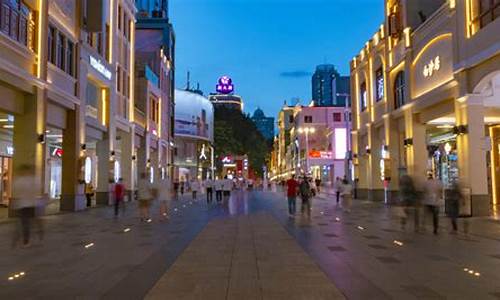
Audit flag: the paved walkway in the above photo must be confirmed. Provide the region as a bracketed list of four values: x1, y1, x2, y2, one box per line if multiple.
[146, 213, 344, 300]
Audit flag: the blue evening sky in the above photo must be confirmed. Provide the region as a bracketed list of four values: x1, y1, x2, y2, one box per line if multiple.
[169, 0, 383, 118]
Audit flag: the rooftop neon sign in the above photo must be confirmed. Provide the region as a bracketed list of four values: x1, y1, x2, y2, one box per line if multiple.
[216, 76, 234, 94]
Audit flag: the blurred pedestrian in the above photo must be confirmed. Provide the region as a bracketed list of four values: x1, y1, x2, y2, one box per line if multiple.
[299, 177, 313, 218]
[215, 178, 223, 203]
[424, 174, 442, 234]
[223, 176, 232, 200]
[114, 178, 125, 217]
[205, 177, 214, 204]
[173, 180, 179, 200]
[11, 164, 41, 248]
[157, 177, 171, 220]
[180, 179, 185, 196]
[191, 179, 200, 200]
[399, 175, 418, 231]
[315, 177, 321, 193]
[85, 182, 95, 208]
[340, 178, 353, 213]
[286, 175, 299, 217]
[334, 177, 342, 204]
[137, 172, 154, 222]
[447, 181, 466, 234]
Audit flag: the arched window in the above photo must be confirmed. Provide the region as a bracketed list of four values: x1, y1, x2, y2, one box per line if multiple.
[360, 82, 367, 111]
[394, 71, 406, 109]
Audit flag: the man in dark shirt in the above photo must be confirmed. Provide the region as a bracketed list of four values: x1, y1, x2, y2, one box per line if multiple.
[286, 175, 299, 217]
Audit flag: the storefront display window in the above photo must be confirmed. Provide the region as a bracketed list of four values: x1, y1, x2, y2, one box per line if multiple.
[427, 130, 459, 188]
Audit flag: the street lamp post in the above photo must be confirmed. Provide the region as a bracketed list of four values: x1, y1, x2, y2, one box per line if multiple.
[298, 127, 315, 174]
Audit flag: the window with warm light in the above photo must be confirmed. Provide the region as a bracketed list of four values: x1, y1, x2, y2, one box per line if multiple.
[375, 67, 384, 102]
[394, 71, 406, 109]
[360, 82, 367, 111]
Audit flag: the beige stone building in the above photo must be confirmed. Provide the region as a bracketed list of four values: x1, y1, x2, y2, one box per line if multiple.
[351, 0, 500, 215]
[0, 0, 176, 217]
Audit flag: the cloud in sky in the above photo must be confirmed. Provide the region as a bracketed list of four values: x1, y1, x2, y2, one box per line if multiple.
[279, 70, 312, 78]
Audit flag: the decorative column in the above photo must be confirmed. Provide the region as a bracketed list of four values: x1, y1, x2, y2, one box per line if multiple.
[455, 95, 489, 216]
[404, 108, 427, 188]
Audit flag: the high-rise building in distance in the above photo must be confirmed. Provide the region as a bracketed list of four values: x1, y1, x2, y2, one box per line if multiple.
[251, 108, 275, 141]
[311, 64, 350, 107]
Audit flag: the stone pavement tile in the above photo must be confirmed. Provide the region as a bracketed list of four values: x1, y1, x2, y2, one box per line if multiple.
[401, 285, 446, 299]
[147, 212, 344, 299]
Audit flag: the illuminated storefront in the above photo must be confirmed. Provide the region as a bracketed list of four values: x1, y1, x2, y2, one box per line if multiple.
[351, 1, 500, 214]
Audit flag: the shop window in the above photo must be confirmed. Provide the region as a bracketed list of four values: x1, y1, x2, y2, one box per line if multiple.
[304, 116, 313, 123]
[333, 113, 342, 122]
[375, 67, 384, 102]
[394, 71, 406, 109]
[476, 0, 500, 28]
[0, 0, 34, 50]
[360, 82, 367, 111]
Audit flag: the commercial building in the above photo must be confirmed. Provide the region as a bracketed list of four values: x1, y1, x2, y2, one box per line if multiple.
[350, 0, 500, 215]
[0, 0, 139, 216]
[0, 0, 177, 218]
[174, 89, 214, 182]
[208, 76, 244, 111]
[270, 104, 351, 184]
[251, 108, 275, 141]
[312, 64, 350, 107]
[134, 3, 175, 187]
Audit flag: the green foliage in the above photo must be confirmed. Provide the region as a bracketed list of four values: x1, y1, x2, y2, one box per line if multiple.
[214, 107, 271, 177]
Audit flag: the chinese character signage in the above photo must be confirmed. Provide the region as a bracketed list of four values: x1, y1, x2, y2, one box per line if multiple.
[216, 76, 234, 94]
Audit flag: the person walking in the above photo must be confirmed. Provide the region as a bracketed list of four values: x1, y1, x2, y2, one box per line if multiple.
[215, 178, 223, 203]
[286, 175, 299, 217]
[205, 178, 214, 204]
[340, 178, 353, 213]
[157, 177, 171, 220]
[223, 176, 232, 200]
[85, 182, 95, 208]
[334, 177, 342, 204]
[315, 178, 321, 193]
[137, 172, 154, 222]
[399, 175, 418, 231]
[114, 178, 125, 217]
[423, 174, 443, 234]
[191, 179, 200, 200]
[448, 181, 463, 234]
[173, 180, 179, 201]
[299, 177, 313, 218]
[180, 179, 185, 196]
[11, 164, 37, 248]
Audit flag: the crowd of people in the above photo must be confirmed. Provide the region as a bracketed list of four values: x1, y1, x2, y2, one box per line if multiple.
[285, 175, 354, 219]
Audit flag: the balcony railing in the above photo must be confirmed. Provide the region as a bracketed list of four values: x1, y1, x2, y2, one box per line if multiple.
[0, 0, 35, 51]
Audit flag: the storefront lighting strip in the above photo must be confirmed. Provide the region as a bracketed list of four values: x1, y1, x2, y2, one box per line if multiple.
[490, 127, 498, 206]
[101, 89, 107, 126]
[129, 19, 135, 122]
[36, 0, 45, 78]
[108, 0, 114, 63]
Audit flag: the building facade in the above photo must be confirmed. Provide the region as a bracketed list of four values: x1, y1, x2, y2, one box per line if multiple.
[0, 0, 178, 218]
[351, 0, 500, 215]
[270, 104, 351, 185]
[134, 4, 175, 187]
[312, 64, 350, 107]
[251, 108, 275, 141]
[174, 89, 214, 182]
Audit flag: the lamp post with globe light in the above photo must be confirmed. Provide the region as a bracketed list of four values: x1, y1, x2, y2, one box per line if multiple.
[297, 127, 315, 174]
